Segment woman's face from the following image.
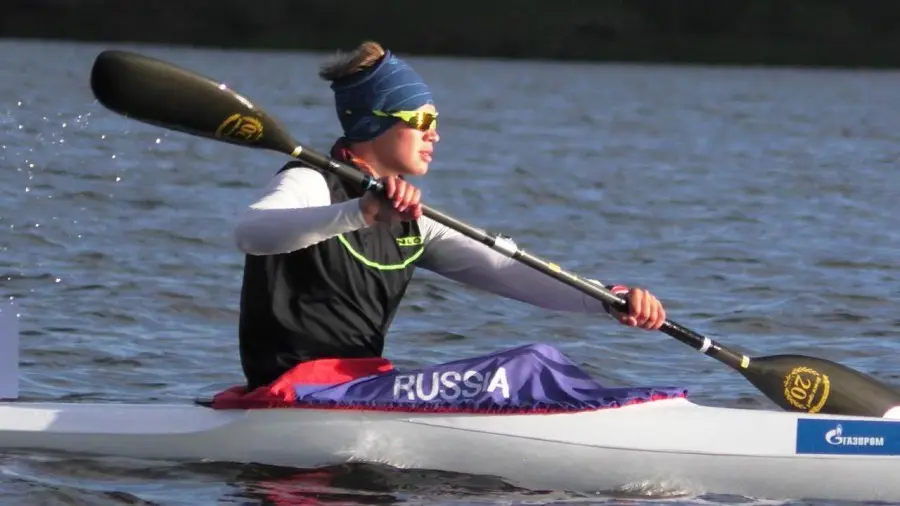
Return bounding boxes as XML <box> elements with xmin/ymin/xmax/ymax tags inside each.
<box><xmin>371</xmin><ymin>104</ymin><xmax>440</xmax><ymax>177</ymax></box>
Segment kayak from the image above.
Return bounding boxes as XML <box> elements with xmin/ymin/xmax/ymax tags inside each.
<box><xmin>2</xmin><ymin>307</ymin><xmax>900</xmax><ymax>502</ymax></box>
<box><xmin>3</xmin><ymin>394</ymin><xmax>900</xmax><ymax>502</ymax></box>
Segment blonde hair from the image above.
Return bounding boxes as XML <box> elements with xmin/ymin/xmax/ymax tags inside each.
<box><xmin>319</xmin><ymin>41</ymin><xmax>386</xmax><ymax>82</ymax></box>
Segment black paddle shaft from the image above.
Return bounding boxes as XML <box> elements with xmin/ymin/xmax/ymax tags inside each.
<box><xmin>89</xmin><ymin>49</ymin><xmax>900</xmax><ymax>416</ymax></box>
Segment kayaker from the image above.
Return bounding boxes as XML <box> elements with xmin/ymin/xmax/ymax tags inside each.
<box><xmin>232</xmin><ymin>40</ymin><xmax>669</xmax><ymax>390</ymax></box>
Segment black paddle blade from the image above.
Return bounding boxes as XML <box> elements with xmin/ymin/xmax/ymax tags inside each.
<box><xmin>740</xmin><ymin>354</ymin><xmax>900</xmax><ymax>416</ymax></box>
<box><xmin>90</xmin><ymin>50</ymin><xmax>298</xmax><ymax>156</ymax></box>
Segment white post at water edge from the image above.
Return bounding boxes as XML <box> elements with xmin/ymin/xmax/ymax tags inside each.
<box><xmin>0</xmin><ymin>300</ymin><xmax>19</xmax><ymax>400</ymax></box>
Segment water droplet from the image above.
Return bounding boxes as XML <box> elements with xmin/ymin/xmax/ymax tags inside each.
<box><xmin>18</xmin><ymin>125</ymin><xmax>22</xmax><ymax>130</ymax></box>
<box><xmin>156</xmin><ymin>138</ymin><xmax>161</xmax><ymax>144</ymax></box>
<box><xmin>34</xmin><ymin>223</ymin><xmax>40</xmax><ymax>228</ymax></box>
<box><xmin>28</xmin><ymin>163</ymin><xmax>34</xmax><ymax>168</ymax></box>
<box><xmin>62</xmin><ymin>122</ymin><xmax>67</xmax><ymax>128</ymax></box>
<box><xmin>17</xmin><ymin>101</ymin><xmax>21</xmax><ymax>107</ymax></box>
<box><xmin>111</xmin><ymin>154</ymin><xmax>116</xmax><ymax>159</ymax></box>
<box><xmin>115</xmin><ymin>176</ymin><xmax>121</xmax><ymax>182</ymax></box>
<box><xmin>55</xmin><ymin>278</ymin><xmax>61</xmax><ymax>283</ymax></box>
<box><xmin>24</xmin><ymin>187</ymin><xmax>29</xmax><ymax>192</ymax></box>
<box><xmin>101</xmin><ymin>134</ymin><xmax>106</xmax><ymax>140</ymax></box>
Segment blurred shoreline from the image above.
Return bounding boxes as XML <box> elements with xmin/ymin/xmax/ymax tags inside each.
<box><xmin>3</xmin><ymin>0</ymin><xmax>900</xmax><ymax>68</ymax></box>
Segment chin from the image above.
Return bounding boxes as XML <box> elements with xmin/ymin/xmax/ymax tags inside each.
<box><xmin>405</xmin><ymin>163</ymin><xmax>430</xmax><ymax>177</ymax></box>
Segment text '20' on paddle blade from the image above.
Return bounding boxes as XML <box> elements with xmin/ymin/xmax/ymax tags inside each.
<box><xmin>740</xmin><ymin>354</ymin><xmax>900</xmax><ymax>416</ymax></box>
<box><xmin>89</xmin><ymin>50</ymin><xmax>298</xmax><ymax>155</ymax></box>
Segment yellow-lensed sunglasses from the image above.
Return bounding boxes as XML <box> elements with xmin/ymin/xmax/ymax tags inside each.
<box><xmin>373</xmin><ymin>110</ymin><xmax>438</xmax><ymax>131</ymax></box>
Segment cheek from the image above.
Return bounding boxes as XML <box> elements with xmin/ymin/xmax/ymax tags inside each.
<box><xmin>400</xmin><ymin>133</ymin><xmax>422</xmax><ymax>157</ymax></box>
<box><xmin>390</xmin><ymin>133</ymin><xmax>419</xmax><ymax>159</ymax></box>
<box><xmin>373</xmin><ymin>128</ymin><xmax>422</xmax><ymax>166</ymax></box>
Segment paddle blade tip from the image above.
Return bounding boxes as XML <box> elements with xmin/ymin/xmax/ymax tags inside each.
<box><xmin>90</xmin><ymin>50</ymin><xmax>149</xmax><ymax>115</ymax></box>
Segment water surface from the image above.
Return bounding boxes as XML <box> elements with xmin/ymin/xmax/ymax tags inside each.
<box><xmin>1</xmin><ymin>39</ymin><xmax>899</xmax><ymax>505</ymax></box>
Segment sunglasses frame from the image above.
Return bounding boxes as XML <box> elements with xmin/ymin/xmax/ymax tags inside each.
<box><xmin>372</xmin><ymin>109</ymin><xmax>438</xmax><ymax>131</ymax></box>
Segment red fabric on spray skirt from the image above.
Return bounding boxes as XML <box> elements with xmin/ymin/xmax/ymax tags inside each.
<box><xmin>210</xmin><ymin>357</ymin><xmax>394</xmax><ymax>409</ymax></box>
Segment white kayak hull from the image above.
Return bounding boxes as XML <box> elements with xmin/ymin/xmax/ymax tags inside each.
<box><xmin>1</xmin><ymin>397</ymin><xmax>899</xmax><ymax>502</ymax></box>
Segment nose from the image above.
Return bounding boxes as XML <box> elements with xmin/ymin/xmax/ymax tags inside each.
<box><xmin>425</xmin><ymin>127</ymin><xmax>439</xmax><ymax>143</ymax></box>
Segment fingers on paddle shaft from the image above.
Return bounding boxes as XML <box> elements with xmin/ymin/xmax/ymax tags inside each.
<box><xmin>740</xmin><ymin>355</ymin><xmax>900</xmax><ymax>417</ymax></box>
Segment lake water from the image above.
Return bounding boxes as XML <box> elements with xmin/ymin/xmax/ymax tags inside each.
<box><xmin>1</xmin><ymin>38</ymin><xmax>899</xmax><ymax>505</ymax></box>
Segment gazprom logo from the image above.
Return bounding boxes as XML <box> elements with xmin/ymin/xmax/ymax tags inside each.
<box><xmin>796</xmin><ymin>419</ymin><xmax>899</xmax><ymax>455</ymax></box>
<box><xmin>825</xmin><ymin>424</ymin><xmax>885</xmax><ymax>447</ymax></box>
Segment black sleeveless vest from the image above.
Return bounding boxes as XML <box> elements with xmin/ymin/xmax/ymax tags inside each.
<box><xmin>237</xmin><ymin>161</ymin><xmax>423</xmax><ymax>389</ymax></box>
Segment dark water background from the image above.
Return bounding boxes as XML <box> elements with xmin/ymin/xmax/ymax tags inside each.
<box><xmin>1</xmin><ymin>39</ymin><xmax>899</xmax><ymax>505</ymax></box>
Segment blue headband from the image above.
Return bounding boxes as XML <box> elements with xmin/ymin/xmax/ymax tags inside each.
<box><xmin>331</xmin><ymin>50</ymin><xmax>433</xmax><ymax>142</ymax></box>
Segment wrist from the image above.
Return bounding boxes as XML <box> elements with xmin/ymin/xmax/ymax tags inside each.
<box><xmin>358</xmin><ymin>197</ymin><xmax>376</xmax><ymax>226</ymax></box>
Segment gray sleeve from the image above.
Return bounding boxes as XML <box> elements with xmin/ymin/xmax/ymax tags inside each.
<box><xmin>416</xmin><ymin>216</ymin><xmax>611</xmax><ymax>313</ymax></box>
<box><xmin>233</xmin><ymin>167</ymin><xmax>370</xmax><ymax>255</ymax></box>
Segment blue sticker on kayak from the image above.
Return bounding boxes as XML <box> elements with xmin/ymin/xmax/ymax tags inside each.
<box><xmin>796</xmin><ymin>418</ymin><xmax>900</xmax><ymax>455</ymax></box>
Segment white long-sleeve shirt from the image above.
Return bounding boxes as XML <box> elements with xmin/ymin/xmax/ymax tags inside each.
<box><xmin>233</xmin><ymin>167</ymin><xmax>610</xmax><ymax>313</ymax></box>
